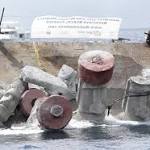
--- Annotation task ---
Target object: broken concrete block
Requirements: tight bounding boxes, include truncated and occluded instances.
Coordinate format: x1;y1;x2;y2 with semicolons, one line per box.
27;98;44;127
123;76;150;121
58;64;78;99
0;82;6;99
0;79;26;122
0;89;5;99
20;65;75;100
28;83;46;92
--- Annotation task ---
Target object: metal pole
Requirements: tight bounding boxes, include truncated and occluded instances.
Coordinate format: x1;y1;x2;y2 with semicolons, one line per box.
0;7;5;33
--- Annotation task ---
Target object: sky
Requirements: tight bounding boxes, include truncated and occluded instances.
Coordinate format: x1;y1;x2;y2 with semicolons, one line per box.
0;0;150;30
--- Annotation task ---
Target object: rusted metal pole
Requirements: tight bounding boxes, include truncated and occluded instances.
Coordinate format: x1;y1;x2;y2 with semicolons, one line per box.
0;7;5;33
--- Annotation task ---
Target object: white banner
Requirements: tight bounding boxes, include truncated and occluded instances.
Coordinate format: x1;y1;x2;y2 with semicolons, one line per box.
31;16;122;39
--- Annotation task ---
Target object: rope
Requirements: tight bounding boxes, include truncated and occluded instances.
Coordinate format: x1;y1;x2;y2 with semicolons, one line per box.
32;41;52;74
32;41;42;67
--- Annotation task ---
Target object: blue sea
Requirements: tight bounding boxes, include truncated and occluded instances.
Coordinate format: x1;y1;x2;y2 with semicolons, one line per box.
119;28;148;43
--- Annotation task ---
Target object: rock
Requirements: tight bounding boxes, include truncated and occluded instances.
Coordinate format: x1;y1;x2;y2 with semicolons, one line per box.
27;98;44;127
0;79;26;122
58;64;78;99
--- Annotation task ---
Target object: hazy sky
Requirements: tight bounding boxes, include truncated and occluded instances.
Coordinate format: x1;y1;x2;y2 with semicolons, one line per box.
0;0;150;30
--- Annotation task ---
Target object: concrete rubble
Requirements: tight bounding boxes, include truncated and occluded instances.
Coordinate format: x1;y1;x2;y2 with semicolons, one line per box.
0;62;150;128
122;75;150;121
1;40;150;129
0;88;5;100
57;64;78;99
21;65;75;100
0;65;76;128
27;98;44;127
0;79;26;122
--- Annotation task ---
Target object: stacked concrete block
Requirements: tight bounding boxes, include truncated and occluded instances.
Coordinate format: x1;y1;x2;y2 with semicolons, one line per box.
77;50;115;122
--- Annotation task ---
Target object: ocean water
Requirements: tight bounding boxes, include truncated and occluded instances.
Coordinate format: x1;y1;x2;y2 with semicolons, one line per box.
14;28;149;43
1;116;150;150
119;28;149;43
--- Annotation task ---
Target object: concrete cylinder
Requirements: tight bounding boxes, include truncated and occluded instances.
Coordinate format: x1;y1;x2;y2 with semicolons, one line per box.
20;88;46;116
78;50;114;85
37;95;72;129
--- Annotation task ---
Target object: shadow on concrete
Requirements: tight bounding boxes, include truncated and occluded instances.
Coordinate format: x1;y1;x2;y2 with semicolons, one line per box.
0;41;23;69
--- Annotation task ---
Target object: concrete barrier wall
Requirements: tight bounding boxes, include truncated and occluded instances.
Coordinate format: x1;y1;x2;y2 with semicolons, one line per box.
32;42;150;89
0;41;149;90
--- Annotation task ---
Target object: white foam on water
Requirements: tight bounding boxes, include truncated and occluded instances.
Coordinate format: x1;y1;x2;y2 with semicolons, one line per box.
0;118;95;135
1;114;150;136
0;124;43;135
67;119;94;129
67;118;121;129
105;115;150;126
66;114;150;129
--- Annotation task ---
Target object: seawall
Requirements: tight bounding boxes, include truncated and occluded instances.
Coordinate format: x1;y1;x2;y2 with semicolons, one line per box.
1;41;150;114
36;41;149;88
1;41;149;85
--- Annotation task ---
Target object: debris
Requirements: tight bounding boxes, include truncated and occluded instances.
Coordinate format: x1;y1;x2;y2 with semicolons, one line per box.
58;64;78;99
0;79;26;122
27;97;46;127
123;76;150;121
20;65;74;100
